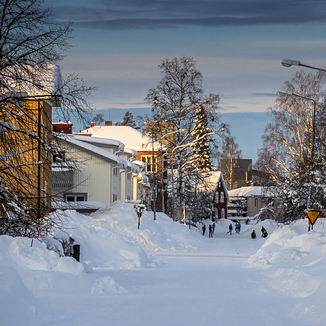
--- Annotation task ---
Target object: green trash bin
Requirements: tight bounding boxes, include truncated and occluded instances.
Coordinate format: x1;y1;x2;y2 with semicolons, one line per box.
73;244;80;262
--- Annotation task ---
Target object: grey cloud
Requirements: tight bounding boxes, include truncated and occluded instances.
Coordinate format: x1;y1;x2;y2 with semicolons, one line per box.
49;0;326;29
251;93;277;97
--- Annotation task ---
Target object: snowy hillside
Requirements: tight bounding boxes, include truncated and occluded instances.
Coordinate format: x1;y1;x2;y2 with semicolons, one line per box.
1;201;326;325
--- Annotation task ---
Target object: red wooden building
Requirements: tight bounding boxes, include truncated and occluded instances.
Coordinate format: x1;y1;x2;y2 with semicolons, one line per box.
211;172;229;219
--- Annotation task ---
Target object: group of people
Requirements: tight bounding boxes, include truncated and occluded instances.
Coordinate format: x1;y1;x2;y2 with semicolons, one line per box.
251;226;268;239
202;221;268;239
228;221;241;235
202;222;216;238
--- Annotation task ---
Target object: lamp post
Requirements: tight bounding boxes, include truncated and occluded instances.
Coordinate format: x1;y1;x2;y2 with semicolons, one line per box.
281;59;326;73
279;91;316;230
151;120;160;221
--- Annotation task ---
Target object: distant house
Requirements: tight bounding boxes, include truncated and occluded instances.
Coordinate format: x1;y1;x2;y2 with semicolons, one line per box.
227;186;275;218
220;158;252;190
211;172;229;219
74;122;166;211
52;131;150;207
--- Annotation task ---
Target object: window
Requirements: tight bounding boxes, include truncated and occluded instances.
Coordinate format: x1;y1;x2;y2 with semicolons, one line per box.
220;192;224;203
221;208;225;219
113;167;118;177
141;155;157;173
255;198;258;208
127;173;131;180
64;193;87;202
113;194;118;202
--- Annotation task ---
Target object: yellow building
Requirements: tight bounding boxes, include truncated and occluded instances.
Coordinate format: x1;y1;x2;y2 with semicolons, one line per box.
0;65;62;221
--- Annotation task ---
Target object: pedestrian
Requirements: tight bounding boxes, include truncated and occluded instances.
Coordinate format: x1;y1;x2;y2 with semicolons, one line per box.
261;226;268;238
209;224;212;238
236;221;241;234
251;230;256;239
228;223;233;235
212;222;216;235
202;224;206;236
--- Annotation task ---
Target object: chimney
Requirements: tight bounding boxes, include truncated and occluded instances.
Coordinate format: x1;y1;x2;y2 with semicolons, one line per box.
105;120;112;126
91;122;95;127
52;121;72;134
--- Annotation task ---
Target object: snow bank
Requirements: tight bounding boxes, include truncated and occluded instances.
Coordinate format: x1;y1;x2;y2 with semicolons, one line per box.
0;234;84;274
91;200;201;252
0;266;64;326
50;207;157;270
248;219;326;298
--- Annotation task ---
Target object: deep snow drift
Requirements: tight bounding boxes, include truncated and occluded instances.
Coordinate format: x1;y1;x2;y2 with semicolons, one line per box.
0;201;326;325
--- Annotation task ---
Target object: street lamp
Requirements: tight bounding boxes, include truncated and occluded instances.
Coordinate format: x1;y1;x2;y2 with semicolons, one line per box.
279;91;316;230
151;120;161;221
281;59;326;73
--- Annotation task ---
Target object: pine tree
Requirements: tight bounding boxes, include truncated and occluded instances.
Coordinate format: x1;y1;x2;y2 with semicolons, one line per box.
190;105;214;172
115;111;138;129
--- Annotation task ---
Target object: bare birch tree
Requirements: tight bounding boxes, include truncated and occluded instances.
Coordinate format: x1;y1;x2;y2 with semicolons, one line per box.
257;70;326;221
0;0;94;236
145;57;221;221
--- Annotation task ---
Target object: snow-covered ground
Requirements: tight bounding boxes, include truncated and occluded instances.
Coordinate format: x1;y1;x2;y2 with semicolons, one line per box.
1;201;326;325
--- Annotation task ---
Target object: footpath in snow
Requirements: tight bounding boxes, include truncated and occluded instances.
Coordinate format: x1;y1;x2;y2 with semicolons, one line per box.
0;201;326;325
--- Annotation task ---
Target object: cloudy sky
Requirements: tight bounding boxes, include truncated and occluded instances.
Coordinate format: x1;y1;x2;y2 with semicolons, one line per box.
44;0;326;115
43;0;326;161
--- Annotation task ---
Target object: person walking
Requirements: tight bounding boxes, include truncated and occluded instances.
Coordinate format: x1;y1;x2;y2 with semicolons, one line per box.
228;223;233;235
212;222;216;236
202;224;206;236
209;224;212;238
261;226;268;238
251;230;256;239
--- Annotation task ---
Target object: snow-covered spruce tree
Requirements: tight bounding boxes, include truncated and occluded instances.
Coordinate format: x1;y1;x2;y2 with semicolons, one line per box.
145;57;221;221
115;111;139;129
0;0;93;236
257;70;326;222
189;105;214;171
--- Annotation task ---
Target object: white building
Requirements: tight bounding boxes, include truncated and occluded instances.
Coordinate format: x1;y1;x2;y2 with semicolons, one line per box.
227;186;275;218
74;124;166;212
52;134;150;206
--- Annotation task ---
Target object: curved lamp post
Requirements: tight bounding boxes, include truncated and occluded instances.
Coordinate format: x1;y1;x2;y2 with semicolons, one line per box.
281;59;326;73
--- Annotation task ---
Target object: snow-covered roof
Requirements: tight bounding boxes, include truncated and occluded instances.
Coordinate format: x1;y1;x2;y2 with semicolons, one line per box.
123;148;138;157
52;201;107;210
212;171;229;201
0;65;63;100
132;160;146;169
228;186;275;198
77;126;164;152
71;135;125;152
133;171;149;183
206;171;222;186
56;134;140;173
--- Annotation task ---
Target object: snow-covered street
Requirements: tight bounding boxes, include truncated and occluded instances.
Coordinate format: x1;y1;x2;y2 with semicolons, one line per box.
1;202;326;325
32;238;303;326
